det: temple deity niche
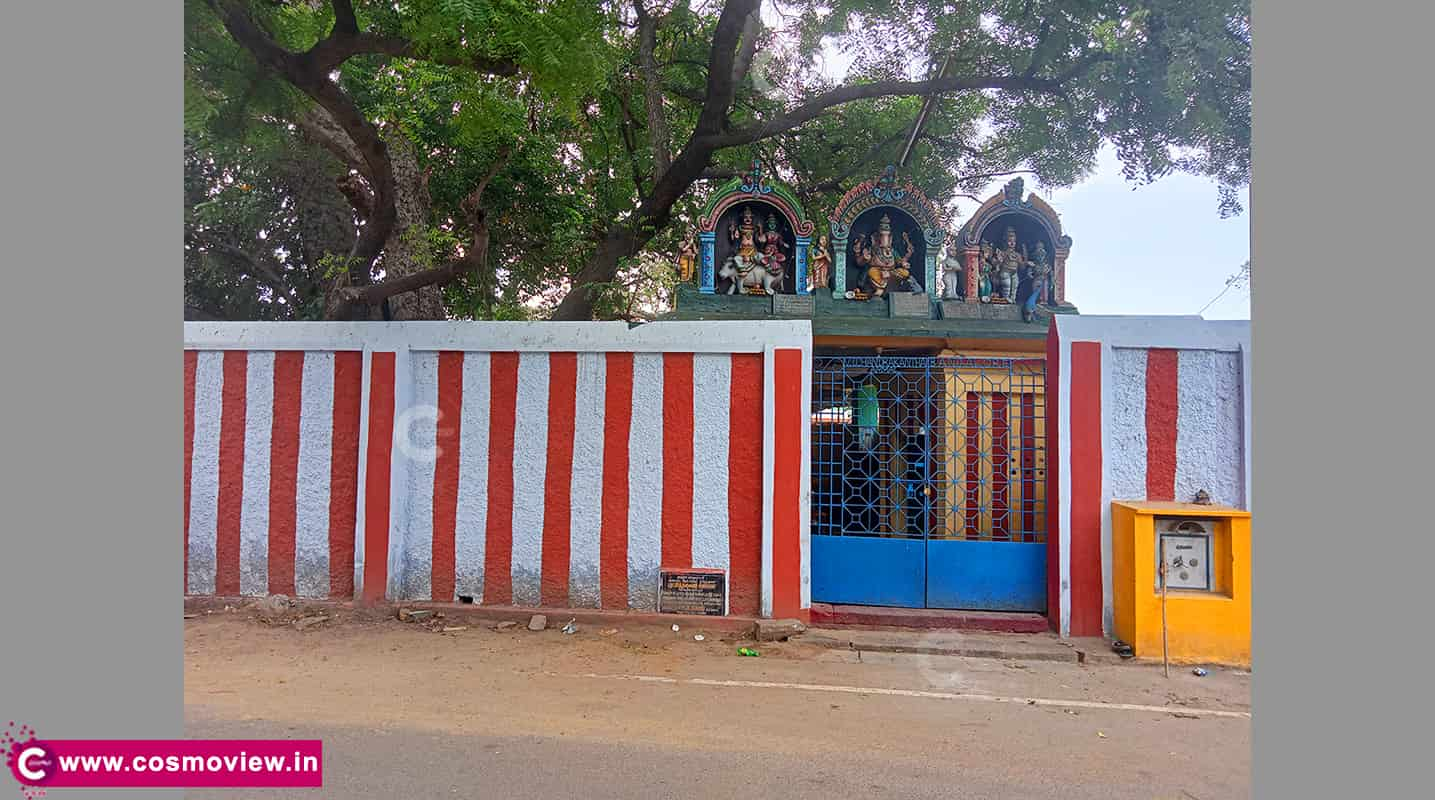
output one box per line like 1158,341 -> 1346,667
827,166 -> 946,302
954,177 -> 1074,322
693,160 -> 816,296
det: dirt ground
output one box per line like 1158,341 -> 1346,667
184,604 -> 1250,799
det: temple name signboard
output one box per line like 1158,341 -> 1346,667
772,294 -> 814,317
658,569 -> 727,616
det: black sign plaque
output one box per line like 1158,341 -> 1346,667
658,569 -> 727,616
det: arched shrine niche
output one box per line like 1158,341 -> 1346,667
976,212 -> 1054,306
954,177 -> 1073,315
693,161 -> 815,296
846,205 -> 928,296
712,201 -> 800,295
827,166 -> 946,301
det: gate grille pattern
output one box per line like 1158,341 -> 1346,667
811,356 -> 1046,543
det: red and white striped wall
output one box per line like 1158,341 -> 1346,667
183,321 -> 812,621
183,349 -> 362,600
1046,315 -> 1251,638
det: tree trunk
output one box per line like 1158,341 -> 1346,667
276,141 -> 359,318
377,131 -> 446,320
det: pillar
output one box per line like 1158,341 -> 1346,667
963,246 -> 980,303
831,236 -> 848,298
699,231 -> 717,294
924,246 -> 938,299
1053,249 -> 1069,305
795,235 -> 811,295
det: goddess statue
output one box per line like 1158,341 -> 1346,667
728,207 -> 760,266
809,234 -> 833,291
1021,240 -> 1054,323
1030,241 -> 1052,302
758,214 -> 790,281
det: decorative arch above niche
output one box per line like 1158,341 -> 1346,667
827,166 -> 947,300
694,161 -> 816,295
955,177 -> 1073,306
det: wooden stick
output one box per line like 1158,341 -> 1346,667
1160,538 -> 1170,678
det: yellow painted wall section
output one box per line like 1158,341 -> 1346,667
939,365 -> 1046,542
1111,502 -> 1252,668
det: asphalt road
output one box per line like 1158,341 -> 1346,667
183,612 -> 1250,799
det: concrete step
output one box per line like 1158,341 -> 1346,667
810,602 -> 1049,633
801,627 -> 1081,663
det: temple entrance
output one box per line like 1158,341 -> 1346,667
810,356 -> 1048,611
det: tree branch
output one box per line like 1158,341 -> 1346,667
612,89 -> 652,198
294,106 -> 367,177
335,173 -> 373,219
797,126 -> 910,199
550,0 -> 761,321
635,3 -> 672,183
729,6 -> 762,86
706,55 -> 1113,149
208,0 -> 396,272
317,31 -> 521,76
190,232 -> 291,294
1023,18 -> 1052,78
331,0 -> 358,36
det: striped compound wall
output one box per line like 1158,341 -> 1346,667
1047,315 -> 1251,638
183,321 -> 813,620
183,348 -> 362,600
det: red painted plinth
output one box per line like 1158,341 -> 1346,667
810,603 -> 1048,633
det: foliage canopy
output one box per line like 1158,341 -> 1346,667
184,0 -> 1250,321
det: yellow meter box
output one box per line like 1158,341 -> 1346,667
1111,501 -> 1251,667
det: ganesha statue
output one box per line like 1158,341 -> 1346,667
855,213 -> 921,299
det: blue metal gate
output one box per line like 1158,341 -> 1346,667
810,356 -> 1047,611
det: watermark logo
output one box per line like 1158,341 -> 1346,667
749,50 -> 779,98
4,729 -> 322,792
394,402 -> 440,462
3,723 -> 49,799
912,631 -> 971,692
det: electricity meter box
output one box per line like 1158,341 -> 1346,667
1155,518 -> 1214,592
1111,501 -> 1252,667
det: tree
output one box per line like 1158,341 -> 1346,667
186,0 -> 1250,321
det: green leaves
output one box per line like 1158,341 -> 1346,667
185,0 -> 1250,321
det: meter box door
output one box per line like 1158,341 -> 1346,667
1155,518 -> 1213,591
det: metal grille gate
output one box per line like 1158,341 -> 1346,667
810,356 -> 1048,611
